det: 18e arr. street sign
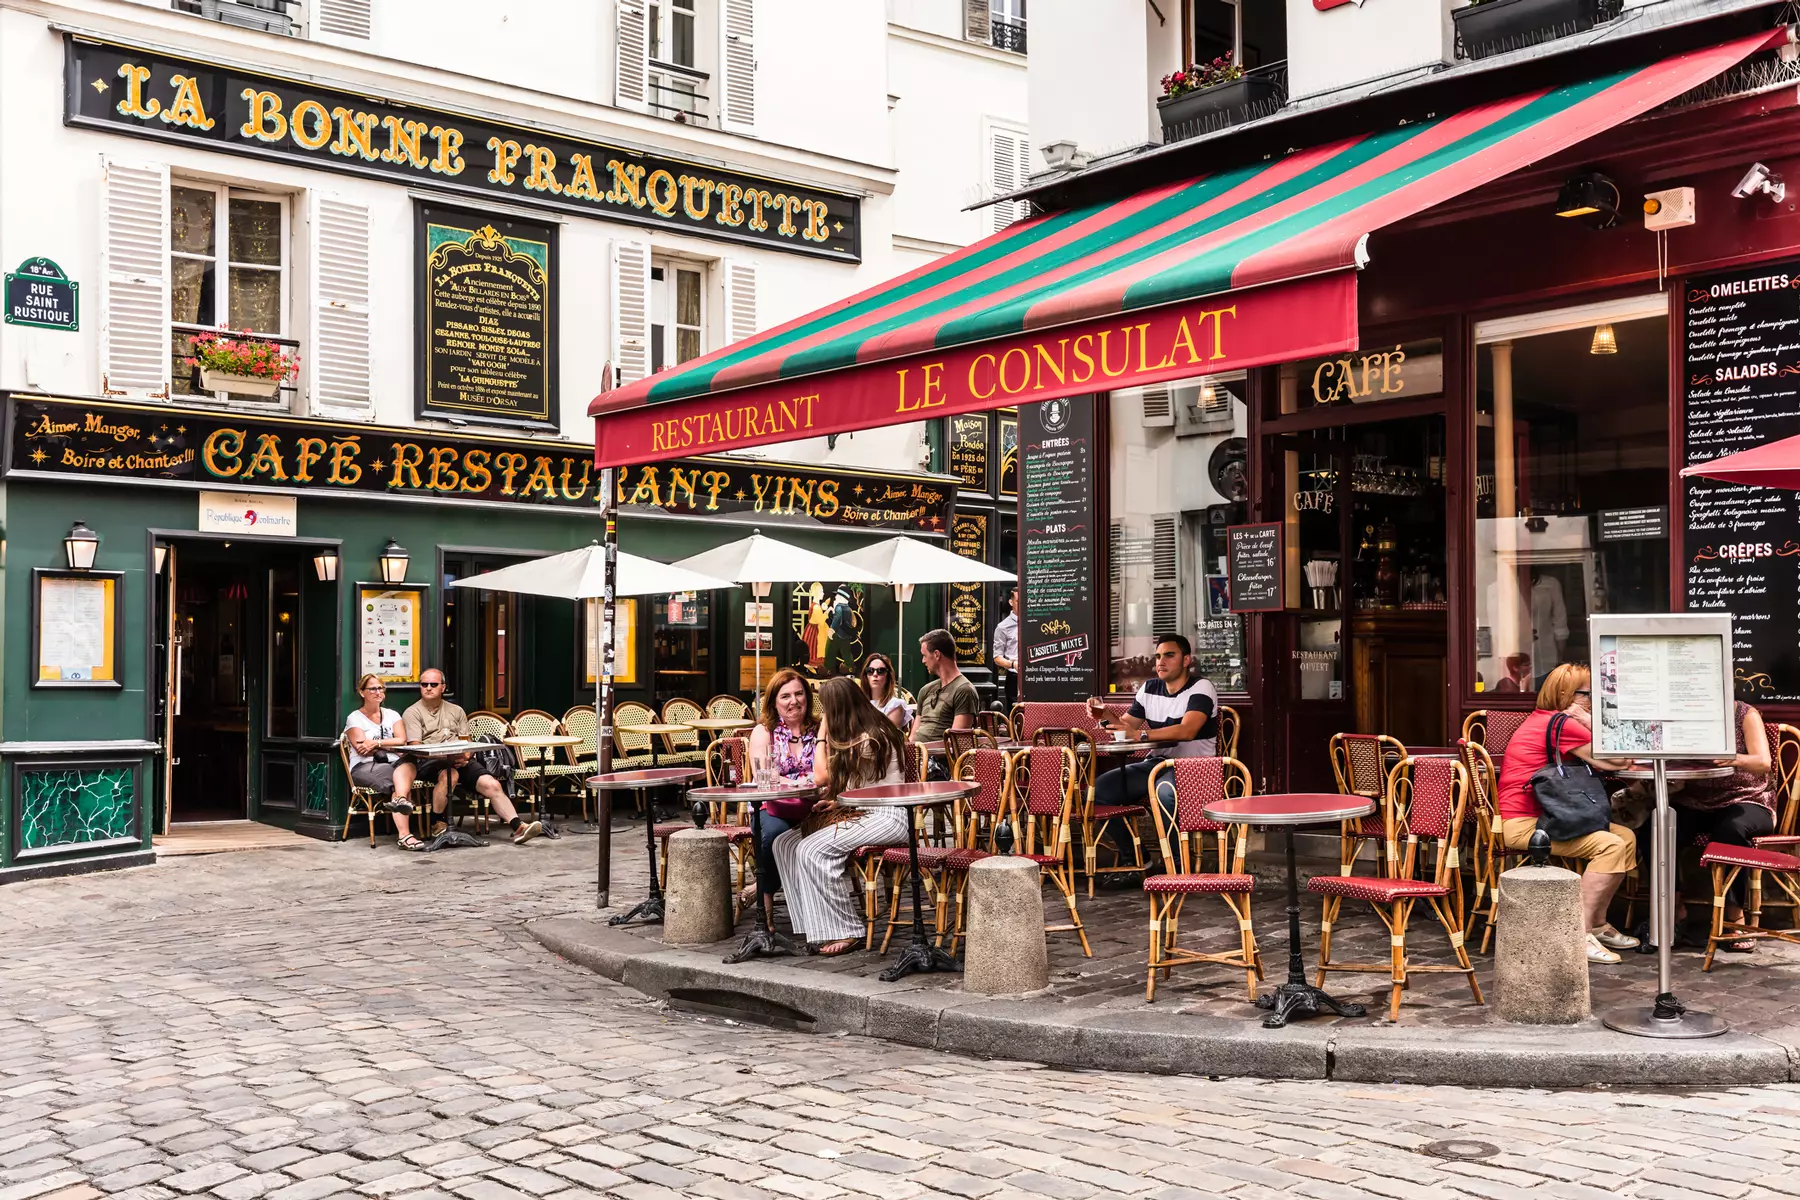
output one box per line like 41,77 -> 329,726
4,259 -> 78,331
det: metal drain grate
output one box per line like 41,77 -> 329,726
1420,1139 -> 1500,1162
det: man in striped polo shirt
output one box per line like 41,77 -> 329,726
1087,635 -> 1218,869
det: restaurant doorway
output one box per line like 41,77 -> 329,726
1269,414 -> 1450,790
442,553 -> 525,717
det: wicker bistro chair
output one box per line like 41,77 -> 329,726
1142,757 -> 1261,1001
943,727 -> 997,762
706,694 -> 752,721
1039,725 -> 1149,896
656,740 -> 754,892
538,705 -> 597,821
1461,709 -> 1532,756
1216,704 -> 1241,759
609,702 -> 658,809
336,735 -> 431,845
659,698 -> 708,767
506,710 -> 563,815
1699,841 -> 1800,969
1309,756 -> 1484,1021
1458,738 -> 1509,953
849,744 -> 923,950
467,710 -> 509,743
976,710 -> 1014,742
1328,732 -> 1407,876
1009,745 -> 1093,956
875,744 -> 1009,954
931,747 -> 1013,953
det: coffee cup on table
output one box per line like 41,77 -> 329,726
1112,729 -> 1127,743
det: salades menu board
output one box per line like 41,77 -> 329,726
1682,260 -> 1800,701
1020,396 -> 1100,701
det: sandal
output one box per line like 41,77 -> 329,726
1718,938 -> 1757,953
397,834 -> 427,852
811,939 -> 859,957
737,883 -> 758,908
382,796 -> 416,815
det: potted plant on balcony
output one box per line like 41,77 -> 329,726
1156,52 -> 1279,138
1452,0 -> 1621,61
186,330 -> 299,398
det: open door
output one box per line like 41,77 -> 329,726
153,540 -> 179,835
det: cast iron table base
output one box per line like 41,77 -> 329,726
1258,825 -> 1366,1029
726,794 -> 797,962
878,809 -> 960,982
610,782 -> 672,927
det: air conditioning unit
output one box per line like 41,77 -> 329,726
1174,379 -> 1239,436
1140,386 -> 1174,428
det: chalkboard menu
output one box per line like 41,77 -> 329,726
416,202 -> 558,428
1020,397 -> 1099,700
1226,523 -> 1284,611
1682,259 -> 1800,701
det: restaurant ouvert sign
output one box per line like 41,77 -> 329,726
592,273 -> 1358,467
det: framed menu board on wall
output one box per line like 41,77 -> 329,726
358,586 -> 425,685
1019,397 -> 1099,700
32,569 -> 123,688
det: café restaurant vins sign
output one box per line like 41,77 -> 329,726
6,397 -> 951,532
65,36 -> 860,261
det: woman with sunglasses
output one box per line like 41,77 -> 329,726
344,673 -> 426,850
858,651 -> 909,730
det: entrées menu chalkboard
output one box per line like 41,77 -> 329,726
1682,260 -> 1800,701
1020,397 -> 1099,701
1226,523 -> 1284,612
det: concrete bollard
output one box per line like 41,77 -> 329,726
664,828 -> 732,945
1494,864 -> 1590,1024
964,856 -> 1049,996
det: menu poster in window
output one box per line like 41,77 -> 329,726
1226,523 -> 1285,612
948,413 -> 990,493
415,202 -> 558,429
359,587 -> 423,684
584,597 -> 638,685
1591,614 -> 1735,758
1020,397 -> 1099,700
1682,260 -> 1800,700
32,570 -> 121,688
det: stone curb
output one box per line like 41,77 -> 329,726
525,916 -> 1796,1087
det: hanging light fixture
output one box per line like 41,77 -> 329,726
1590,323 -> 1618,355
378,538 -> 410,584
1555,171 -> 1620,227
894,583 -> 916,603
153,543 -> 168,575
313,545 -> 340,582
64,520 -> 100,571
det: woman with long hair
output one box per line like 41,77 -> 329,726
343,673 -> 424,850
741,668 -> 819,910
770,676 -> 910,955
858,651 -> 909,730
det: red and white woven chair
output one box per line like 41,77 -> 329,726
935,746 -> 1012,953
1328,732 -> 1405,877
1009,745 -> 1091,956
1699,840 -> 1800,969
1309,755 -> 1484,1021
1142,757 -> 1260,1001
1461,708 -> 1532,756
1458,738 -> 1509,953
656,736 -> 752,894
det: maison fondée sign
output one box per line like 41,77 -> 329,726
4,396 -> 950,531
65,36 -> 860,262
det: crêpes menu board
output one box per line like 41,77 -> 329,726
1682,259 -> 1800,701
1020,396 -> 1099,700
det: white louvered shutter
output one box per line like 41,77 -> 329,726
615,0 -> 649,111
720,0 -> 756,132
989,127 -> 1030,233
1140,386 -> 1173,427
1150,514 -> 1184,639
99,156 -> 171,397
309,194 -> 372,415
964,0 -> 990,43
1108,521 -> 1123,647
722,260 -> 757,346
612,240 -> 650,384
314,0 -> 372,39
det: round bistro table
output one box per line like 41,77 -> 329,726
588,766 -> 705,927
685,780 -> 823,962
685,717 -> 755,741
628,722 -> 696,768
1202,793 -> 1377,1029
840,780 -> 979,982
504,733 -> 583,821
399,740 -> 503,836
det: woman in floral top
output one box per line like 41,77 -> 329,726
742,669 -> 820,913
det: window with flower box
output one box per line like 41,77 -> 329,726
169,182 -> 294,405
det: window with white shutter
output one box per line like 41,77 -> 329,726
612,240 -> 651,383
719,0 -> 755,132
313,0 -> 372,39
963,0 -> 990,43
988,124 -> 1032,233
1150,513 -> 1185,640
100,157 -> 171,397
308,194 -> 372,415
616,0 -> 650,111
722,260 -> 757,346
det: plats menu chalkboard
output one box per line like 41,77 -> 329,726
1020,397 -> 1099,700
1682,259 -> 1800,701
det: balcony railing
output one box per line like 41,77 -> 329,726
172,325 -> 300,407
172,0 -> 298,35
991,15 -> 1027,55
1157,60 -> 1288,146
649,60 -> 711,125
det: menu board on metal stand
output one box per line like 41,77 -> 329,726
1681,261 -> 1800,700
1590,614 -> 1735,759
1019,397 -> 1098,700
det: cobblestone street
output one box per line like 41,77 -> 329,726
1,834 -> 1797,1200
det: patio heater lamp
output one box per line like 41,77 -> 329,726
64,521 -> 100,571
313,545 -> 341,583
378,539 -> 410,584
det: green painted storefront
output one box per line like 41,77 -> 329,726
0,394 -> 953,880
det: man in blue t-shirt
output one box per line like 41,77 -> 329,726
1087,634 -> 1218,871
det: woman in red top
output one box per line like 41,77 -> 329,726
1495,663 -> 1639,964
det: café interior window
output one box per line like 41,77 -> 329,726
1107,374 -> 1247,694
169,182 -> 290,403
1473,300 -> 1670,693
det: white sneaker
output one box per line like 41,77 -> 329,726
1586,933 -> 1621,964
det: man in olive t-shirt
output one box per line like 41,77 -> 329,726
911,628 -> 979,748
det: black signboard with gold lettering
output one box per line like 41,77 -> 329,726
948,413 -> 989,494
65,35 -> 860,262
5,396 -> 953,531
949,512 -> 988,665
416,203 -> 557,428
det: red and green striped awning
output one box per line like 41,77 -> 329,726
592,30 -> 1778,468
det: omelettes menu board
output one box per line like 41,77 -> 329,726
1682,260 -> 1800,701
1020,397 -> 1099,700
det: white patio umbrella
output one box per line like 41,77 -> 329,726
832,535 -> 1016,668
448,543 -> 730,767
670,529 -> 883,690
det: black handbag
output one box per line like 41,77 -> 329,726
1530,713 -> 1611,842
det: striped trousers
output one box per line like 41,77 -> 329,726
771,807 -> 910,942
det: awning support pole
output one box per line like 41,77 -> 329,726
597,466 -> 617,910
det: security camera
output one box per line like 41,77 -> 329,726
1732,162 -> 1786,204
